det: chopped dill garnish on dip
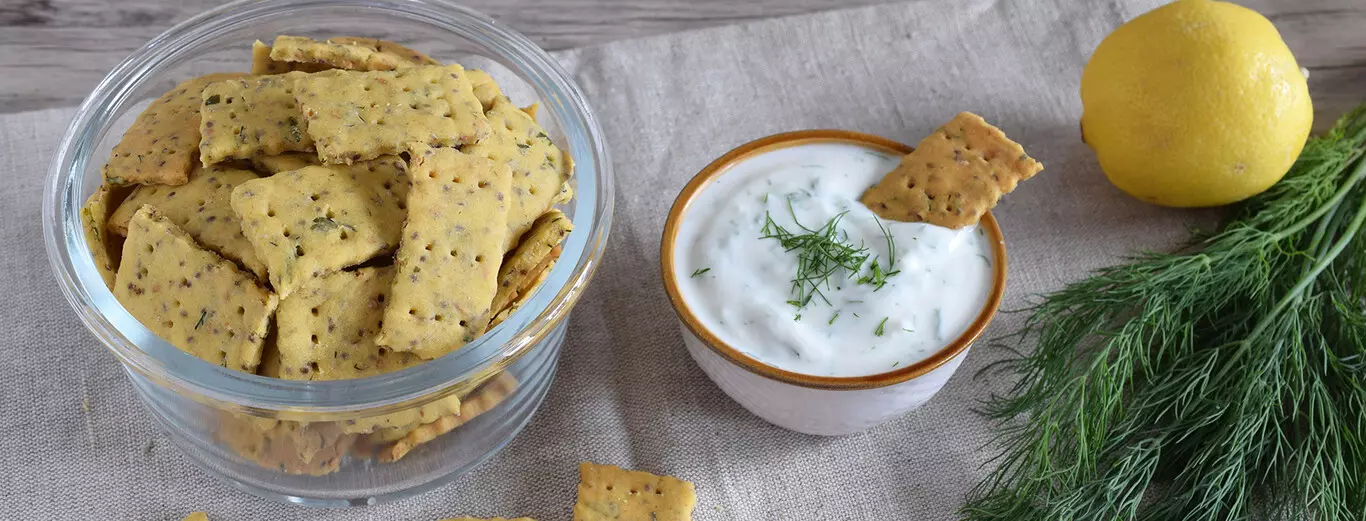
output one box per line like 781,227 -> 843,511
690,267 -> 711,278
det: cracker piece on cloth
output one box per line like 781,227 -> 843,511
488,209 -> 570,325
573,463 -> 698,521
294,65 -> 489,164
198,73 -> 315,165
269,35 -> 438,72
231,157 -> 408,297
114,206 -> 278,372
376,372 -> 518,463
102,73 -> 246,186
375,145 -> 510,359
463,95 -> 573,250
860,112 -> 1042,229
107,165 -> 267,279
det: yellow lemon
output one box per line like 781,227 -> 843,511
1080,0 -> 1312,207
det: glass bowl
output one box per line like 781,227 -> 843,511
41,0 -> 613,507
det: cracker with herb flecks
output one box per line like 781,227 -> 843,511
114,205 -> 278,372
463,96 -> 573,251
274,267 -> 462,433
198,73 -> 315,165
294,65 -> 489,164
466,68 -> 502,111
102,73 -> 246,186
375,145 -> 510,358
274,266 -> 423,380
215,412 -> 354,476
572,463 -> 698,521
107,165 -> 267,279
81,185 -> 126,289
231,157 -> 408,298
377,372 -> 517,462
250,152 -> 319,174
861,112 -> 1043,229
488,209 -> 570,322
488,254 -> 557,330
269,35 -> 438,72
250,40 -> 329,75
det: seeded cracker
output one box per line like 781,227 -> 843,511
107,165 -> 267,279
274,266 -> 421,380
250,152 -> 319,174
270,35 -> 438,71
573,463 -> 698,521
114,206 -> 278,371
375,145 -> 510,358
231,157 -> 409,297
466,68 -> 503,111
377,372 -> 518,462
80,185 -> 123,289
464,95 -> 573,250
861,112 -> 1043,229
103,73 -> 246,186
199,72 -> 315,165
182,513 -> 209,521
488,255 -> 558,330
441,517 -> 535,521
294,65 -> 490,164
489,210 -> 571,323
250,40 -> 329,75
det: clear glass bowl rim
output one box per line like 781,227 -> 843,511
42,0 -> 614,415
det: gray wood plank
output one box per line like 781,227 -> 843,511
0,0 -> 1360,118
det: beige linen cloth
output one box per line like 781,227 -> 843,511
0,0 -> 1205,518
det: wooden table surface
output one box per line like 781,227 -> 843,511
1,0 -> 1362,121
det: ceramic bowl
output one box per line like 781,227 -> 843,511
660,130 -> 1006,436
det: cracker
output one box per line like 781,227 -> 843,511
107,165 -> 267,279
466,68 -> 502,111
215,413 -> 354,476
80,185 -> 124,289
573,463 -> 698,521
269,35 -> 439,72
198,73 -> 315,165
463,96 -> 573,251
488,255 -> 557,330
441,517 -> 535,521
250,152 -> 319,174
231,158 -> 409,297
251,40 -> 330,75
102,73 -> 246,186
274,266 -> 423,380
861,112 -> 1043,229
521,102 -> 539,121
294,65 -> 489,164
489,210 -> 571,320
375,145 -> 510,358
114,206 -> 278,372
377,372 -> 518,462
182,513 -> 209,521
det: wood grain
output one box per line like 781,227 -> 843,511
1,0 -> 1361,120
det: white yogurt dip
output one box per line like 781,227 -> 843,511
674,142 -> 996,377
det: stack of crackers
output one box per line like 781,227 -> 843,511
81,35 -> 574,472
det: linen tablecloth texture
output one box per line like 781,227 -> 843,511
0,0 -> 1203,518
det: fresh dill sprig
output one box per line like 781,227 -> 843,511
760,200 -> 870,309
829,312 -> 840,325
965,105 -> 1366,521
874,317 -> 889,336
690,267 -> 710,278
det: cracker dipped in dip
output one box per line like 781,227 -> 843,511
674,114 -> 1040,377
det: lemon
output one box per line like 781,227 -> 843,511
1080,0 -> 1312,207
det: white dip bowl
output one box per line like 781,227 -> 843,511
661,130 -> 1007,436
